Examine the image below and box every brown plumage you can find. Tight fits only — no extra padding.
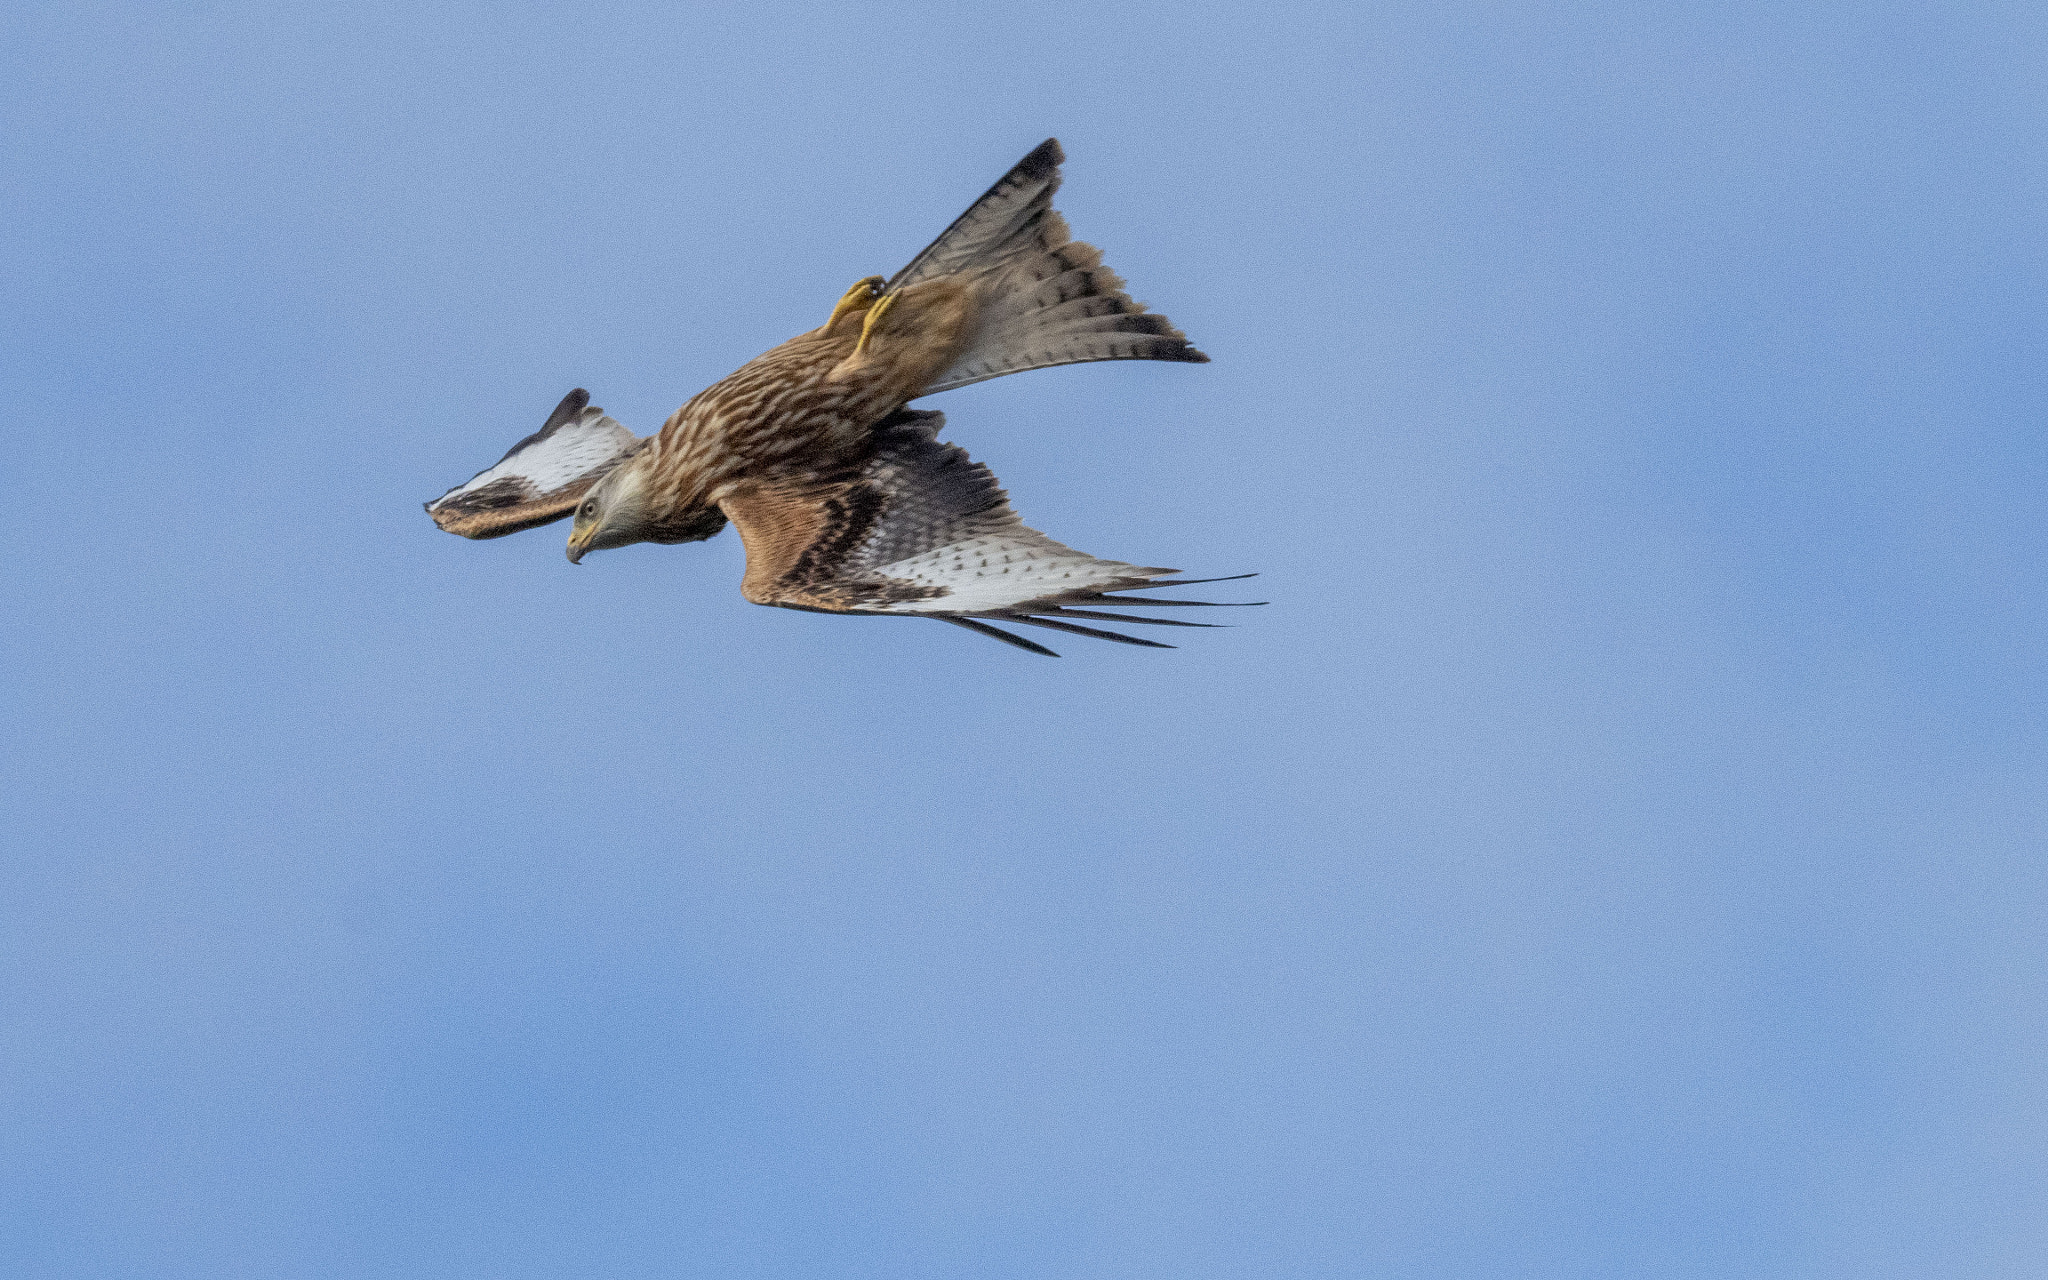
[632,273,979,539]
[426,139,1258,654]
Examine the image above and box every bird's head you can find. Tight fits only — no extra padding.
[565,462,650,563]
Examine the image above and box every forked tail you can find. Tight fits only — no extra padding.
[890,139,1208,396]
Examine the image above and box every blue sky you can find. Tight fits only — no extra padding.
[4,2,2044,1276]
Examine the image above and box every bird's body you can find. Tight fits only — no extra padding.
[625,276,975,543]
[426,139,1258,653]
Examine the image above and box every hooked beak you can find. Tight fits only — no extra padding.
[566,531,588,564]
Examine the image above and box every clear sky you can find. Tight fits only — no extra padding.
[4,2,2044,1277]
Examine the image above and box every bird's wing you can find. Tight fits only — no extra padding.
[718,409,1258,654]
[426,389,644,539]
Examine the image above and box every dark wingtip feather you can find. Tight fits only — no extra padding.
[1002,616,1176,649]
[940,616,1060,656]
[1043,608,1224,629]
[1081,574,1267,608]
[545,387,592,427]
[1087,598,1268,607]
[1129,573,1259,588]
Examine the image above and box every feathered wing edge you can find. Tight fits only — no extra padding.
[931,575,1267,657]
[717,409,1260,655]
[425,389,644,539]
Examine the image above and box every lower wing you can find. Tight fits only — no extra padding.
[719,409,1260,655]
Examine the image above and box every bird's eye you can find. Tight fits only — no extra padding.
[580,503,597,519]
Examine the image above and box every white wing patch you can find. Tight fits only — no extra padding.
[426,389,643,539]
[447,412,636,498]
[819,414,1263,653]
[713,408,1260,653]
[862,528,1155,614]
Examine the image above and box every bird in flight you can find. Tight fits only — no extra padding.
[425,138,1257,655]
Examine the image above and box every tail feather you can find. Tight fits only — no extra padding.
[888,139,1068,293]
[892,139,1207,397]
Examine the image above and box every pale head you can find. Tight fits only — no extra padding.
[565,459,652,563]
[565,453,729,561]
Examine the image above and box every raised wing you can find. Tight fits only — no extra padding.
[426,389,643,539]
[718,409,1258,655]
